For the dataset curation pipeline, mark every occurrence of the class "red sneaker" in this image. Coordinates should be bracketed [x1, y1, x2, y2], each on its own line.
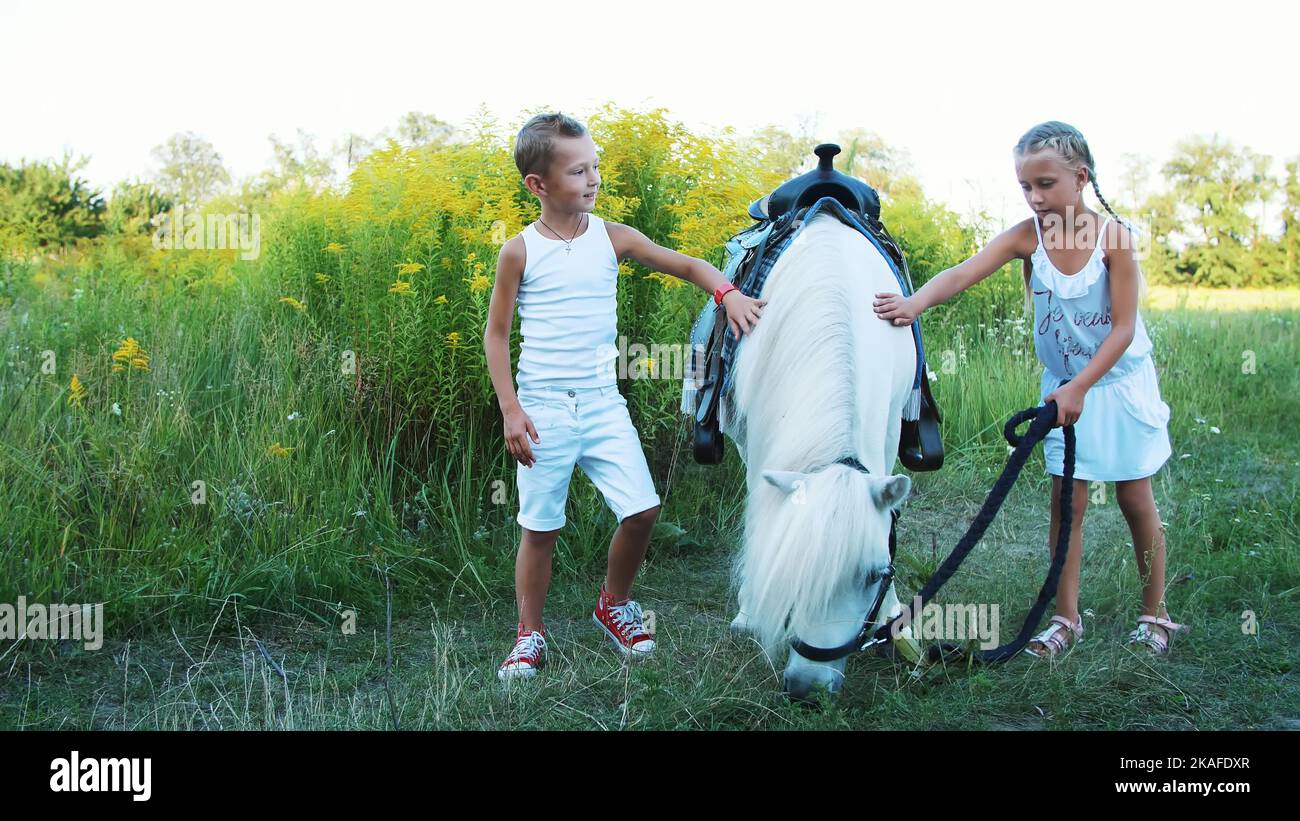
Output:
[592, 586, 655, 657]
[498, 624, 547, 681]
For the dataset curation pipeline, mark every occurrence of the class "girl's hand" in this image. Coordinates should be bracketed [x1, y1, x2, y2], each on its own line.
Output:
[1044, 382, 1086, 427]
[873, 292, 920, 325]
[504, 406, 540, 467]
[722, 291, 767, 340]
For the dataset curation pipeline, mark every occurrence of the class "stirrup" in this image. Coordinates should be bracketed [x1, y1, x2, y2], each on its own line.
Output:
[899, 372, 943, 471]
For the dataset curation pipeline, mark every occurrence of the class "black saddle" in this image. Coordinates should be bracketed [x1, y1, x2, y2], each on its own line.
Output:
[747, 144, 882, 223]
[695, 144, 944, 472]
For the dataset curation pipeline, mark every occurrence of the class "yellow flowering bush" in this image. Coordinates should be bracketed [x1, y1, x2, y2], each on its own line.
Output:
[265, 105, 782, 456]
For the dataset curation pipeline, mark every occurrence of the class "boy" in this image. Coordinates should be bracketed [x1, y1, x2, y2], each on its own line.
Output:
[483, 112, 766, 680]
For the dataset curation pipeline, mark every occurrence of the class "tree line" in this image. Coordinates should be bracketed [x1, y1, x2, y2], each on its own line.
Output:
[2, 117, 1295, 288]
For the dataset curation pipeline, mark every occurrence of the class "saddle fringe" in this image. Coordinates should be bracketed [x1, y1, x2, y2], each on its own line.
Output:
[903, 386, 921, 422]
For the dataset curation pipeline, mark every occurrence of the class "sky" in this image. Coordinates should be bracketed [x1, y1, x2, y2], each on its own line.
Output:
[1, 0, 1295, 230]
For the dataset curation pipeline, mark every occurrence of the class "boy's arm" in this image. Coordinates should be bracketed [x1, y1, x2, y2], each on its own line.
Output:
[483, 235, 526, 415]
[606, 222, 766, 339]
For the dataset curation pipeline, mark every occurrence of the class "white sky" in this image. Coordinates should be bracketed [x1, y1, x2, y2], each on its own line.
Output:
[2, 0, 1295, 230]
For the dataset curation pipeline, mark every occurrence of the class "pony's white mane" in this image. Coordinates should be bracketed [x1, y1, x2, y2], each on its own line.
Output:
[727, 212, 914, 653]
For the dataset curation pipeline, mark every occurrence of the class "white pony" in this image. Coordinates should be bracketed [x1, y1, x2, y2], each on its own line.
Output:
[722, 210, 916, 700]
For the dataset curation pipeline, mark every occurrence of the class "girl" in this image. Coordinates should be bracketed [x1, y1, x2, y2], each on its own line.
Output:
[873, 121, 1185, 657]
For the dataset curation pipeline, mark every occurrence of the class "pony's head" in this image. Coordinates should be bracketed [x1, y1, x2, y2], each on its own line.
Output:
[738, 461, 910, 673]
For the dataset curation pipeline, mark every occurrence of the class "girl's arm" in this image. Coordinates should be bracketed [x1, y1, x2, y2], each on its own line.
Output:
[874, 221, 1033, 325]
[1044, 223, 1140, 426]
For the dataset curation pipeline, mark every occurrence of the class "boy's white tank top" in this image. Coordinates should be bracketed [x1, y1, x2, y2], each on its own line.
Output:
[1029, 215, 1154, 384]
[515, 214, 619, 391]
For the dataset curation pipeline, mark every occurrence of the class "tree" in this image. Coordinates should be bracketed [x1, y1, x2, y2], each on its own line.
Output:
[243, 129, 335, 199]
[0, 154, 105, 250]
[739, 124, 818, 180]
[394, 112, 455, 148]
[837, 128, 919, 199]
[1280, 158, 1300, 282]
[150, 132, 231, 206]
[740, 124, 918, 198]
[104, 180, 172, 235]
[1161, 135, 1275, 286]
[1117, 152, 1151, 212]
[331, 113, 457, 174]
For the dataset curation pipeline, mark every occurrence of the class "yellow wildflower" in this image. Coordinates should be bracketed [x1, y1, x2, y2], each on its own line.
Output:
[323, 242, 347, 254]
[315, 272, 331, 284]
[434, 294, 448, 304]
[111, 337, 150, 373]
[396, 261, 425, 276]
[279, 296, 307, 312]
[268, 442, 295, 457]
[67, 374, 86, 407]
[445, 332, 462, 349]
[388, 280, 413, 295]
[645, 271, 686, 289]
[465, 274, 492, 294]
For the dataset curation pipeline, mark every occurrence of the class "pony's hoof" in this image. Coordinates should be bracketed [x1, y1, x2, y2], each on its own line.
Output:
[729, 611, 752, 637]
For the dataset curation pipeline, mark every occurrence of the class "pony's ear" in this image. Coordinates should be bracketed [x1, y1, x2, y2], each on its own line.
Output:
[761, 469, 809, 495]
[868, 474, 912, 511]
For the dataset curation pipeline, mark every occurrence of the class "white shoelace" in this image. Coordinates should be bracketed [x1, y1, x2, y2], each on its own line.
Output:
[608, 600, 645, 636]
[507, 632, 544, 663]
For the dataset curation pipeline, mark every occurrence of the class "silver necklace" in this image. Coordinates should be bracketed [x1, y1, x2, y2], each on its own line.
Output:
[538, 213, 587, 254]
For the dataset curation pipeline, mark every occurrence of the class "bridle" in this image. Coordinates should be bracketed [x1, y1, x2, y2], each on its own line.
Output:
[785, 402, 1077, 666]
[787, 455, 901, 664]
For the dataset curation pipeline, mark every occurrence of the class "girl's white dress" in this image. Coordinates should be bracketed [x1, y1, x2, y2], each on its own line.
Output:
[1030, 215, 1172, 482]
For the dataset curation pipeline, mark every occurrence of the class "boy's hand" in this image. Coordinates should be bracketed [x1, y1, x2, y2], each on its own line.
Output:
[722, 291, 767, 340]
[873, 292, 920, 326]
[504, 406, 540, 467]
[1044, 382, 1086, 427]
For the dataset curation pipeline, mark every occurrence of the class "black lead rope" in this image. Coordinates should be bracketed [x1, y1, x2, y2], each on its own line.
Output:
[789, 400, 1076, 665]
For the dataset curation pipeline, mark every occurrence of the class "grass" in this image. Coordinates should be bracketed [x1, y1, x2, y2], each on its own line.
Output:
[1, 255, 1297, 729]
[4, 461, 1294, 730]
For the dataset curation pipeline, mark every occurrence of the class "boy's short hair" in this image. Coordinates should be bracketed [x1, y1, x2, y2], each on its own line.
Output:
[514, 112, 588, 179]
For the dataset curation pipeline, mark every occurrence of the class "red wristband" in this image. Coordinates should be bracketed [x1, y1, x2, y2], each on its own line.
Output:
[714, 283, 739, 306]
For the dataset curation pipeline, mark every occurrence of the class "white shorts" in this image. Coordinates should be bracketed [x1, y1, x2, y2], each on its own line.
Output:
[515, 384, 661, 531]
